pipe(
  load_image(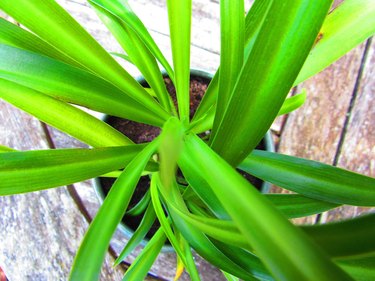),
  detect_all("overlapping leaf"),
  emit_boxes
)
[0,78,133,147]
[0,145,154,195]
[0,0,169,120]
[89,0,174,81]
[0,44,165,126]
[90,1,175,115]
[70,140,159,281]
[210,1,334,165]
[166,0,192,124]
[181,134,352,281]
[240,150,375,206]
